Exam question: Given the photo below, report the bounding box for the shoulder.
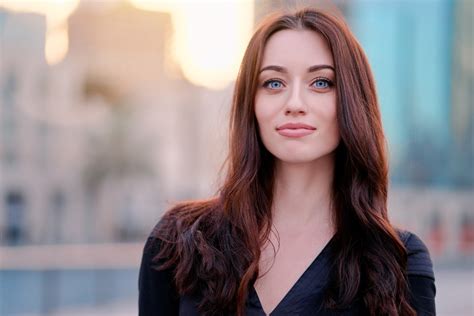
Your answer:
[142,207,186,267]
[151,199,220,235]
[141,213,175,273]
[396,229,435,279]
[396,229,437,315]
[144,198,222,259]
[139,219,180,315]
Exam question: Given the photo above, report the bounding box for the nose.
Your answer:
[284,83,307,115]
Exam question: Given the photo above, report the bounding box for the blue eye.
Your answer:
[263,80,283,89]
[312,78,333,89]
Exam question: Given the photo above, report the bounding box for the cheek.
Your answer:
[316,98,339,140]
[254,97,277,128]
[327,107,338,129]
[327,107,340,142]
[312,95,337,124]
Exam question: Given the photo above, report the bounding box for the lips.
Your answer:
[276,122,316,138]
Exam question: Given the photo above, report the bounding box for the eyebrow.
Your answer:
[259,64,335,74]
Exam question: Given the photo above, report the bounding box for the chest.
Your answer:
[178,234,366,315]
[253,233,333,315]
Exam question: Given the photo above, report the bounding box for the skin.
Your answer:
[253,29,340,315]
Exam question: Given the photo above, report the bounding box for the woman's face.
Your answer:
[254,29,340,164]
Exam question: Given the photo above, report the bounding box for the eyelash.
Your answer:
[262,77,334,90]
[312,77,334,88]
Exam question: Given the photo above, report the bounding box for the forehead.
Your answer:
[261,29,334,68]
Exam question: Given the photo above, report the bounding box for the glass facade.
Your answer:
[348,0,472,188]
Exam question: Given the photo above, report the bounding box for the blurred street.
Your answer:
[436,268,474,316]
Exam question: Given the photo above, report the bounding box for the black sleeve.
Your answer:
[138,236,180,316]
[405,232,436,316]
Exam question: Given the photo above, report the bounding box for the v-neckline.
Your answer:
[251,234,335,315]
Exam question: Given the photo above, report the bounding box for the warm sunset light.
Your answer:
[1,0,253,89]
[44,22,69,65]
[129,0,254,89]
[0,0,80,65]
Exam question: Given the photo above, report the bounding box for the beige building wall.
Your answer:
[0,3,232,244]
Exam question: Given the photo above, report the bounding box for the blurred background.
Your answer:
[0,0,472,315]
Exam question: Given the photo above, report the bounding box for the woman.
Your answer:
[139,8,436,316]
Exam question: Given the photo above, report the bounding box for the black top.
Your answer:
[139,229,436,315]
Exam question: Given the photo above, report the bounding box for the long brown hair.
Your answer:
[154,8,416,316]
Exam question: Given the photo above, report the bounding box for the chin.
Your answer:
[271,149,337,165]
[278,157,317,164]
[273,153,327,164]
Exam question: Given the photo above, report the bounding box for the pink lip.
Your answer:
[276,122,316,138]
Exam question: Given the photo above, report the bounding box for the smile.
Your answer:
[276,122,317,138]
[277,129,315,137]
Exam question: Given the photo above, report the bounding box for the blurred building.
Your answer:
[0,9,60,245]
[451,0,474,189]
[0,2,231,246]
[346,0,473,261]
[67,0,172,97]
[66,0,230,239]
[347,0,473,191]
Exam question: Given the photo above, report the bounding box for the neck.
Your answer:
[271,153,336,234]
